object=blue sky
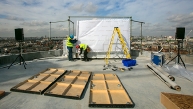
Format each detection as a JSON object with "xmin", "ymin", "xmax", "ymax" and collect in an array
[{"xmin": 0, "ymin": 0, "xmax": 193, "ymax": 37}]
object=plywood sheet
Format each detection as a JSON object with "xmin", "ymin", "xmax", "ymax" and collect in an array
[
  {"xmin": 17, "ymin": 80, "xmax": 38, "ymax": 90},
  {"xmin": 104, "ymin": 74, "xmax": 118, "ymax": 80},
  {"xmin": 29, "ymin": 74, "xmax": 49, "ymax": 81},
  {"xmin": 90, "ymin": 90, "xmax": 110, "ymax": 104},
  {"xmin": 109, "ymin": 90, "xmax": 132, "ymax": 104},
  {"xmin": 73, "ymin": 77, "xmax": 88, "ymax": 85},
  {"xmin": 43, "ymin": 75, "xmax": 60, "ymax": 82},
  {"xmin": 29, "ymin": 81, "xmax": 51, "ymax": 92},
  {"xmin": 65, "ymin": 71, "xmax": 80, "ymax": 76},
  {"xmin": 40, "ymin": 68, "xmax": 57, "ymax": 74},
  {"xmin": 44, "ymin": 83, "xmax": 69, "ymax": 95},
  {"xmin": 52, "ymin": 69, "xmax": 66, "ymax": 75},
  {"xmin": 65, "ymin": 84, "xmax": 84, "ymax": 97},
  {"xmin": 106, "ymin": 80, "xmax": 123, "ymax": 90},
  {"xmin": 57, "ymin": 75, "xmax": 76, "ymax": 84},
  {"xmin": 91, "ymin": 80, "xmax": 107, "ymax": 90},
  {"xmin": 89, "ymin": 73, "xmax": 134, "ymax": 107},
  {"xmin": 92, "ymin": 74, "xmax": 105, "ymax": 80}
]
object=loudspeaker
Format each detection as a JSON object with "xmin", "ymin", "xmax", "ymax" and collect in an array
[
  {"xmin": 176, "ymin": 27, "xmax": 185, "ymax": 39},
  {"xmin": 15, "ymin": 28, "xmax": 24, "ymax": 41}
]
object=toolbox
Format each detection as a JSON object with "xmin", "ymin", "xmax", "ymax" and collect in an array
[{"xmin": 151, "ymin": 52, "xmax": 165, "ymax": 66}]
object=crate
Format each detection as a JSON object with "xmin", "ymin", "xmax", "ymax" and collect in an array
[{"xmin": 122, "ymin": 59, "xmax": 136, "ymax": 67}]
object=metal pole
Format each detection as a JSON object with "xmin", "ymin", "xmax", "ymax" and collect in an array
[
  {"xmin": 141, "ymin": 23, "xmax": 142, "ymax": 54},
  {"xmin": 130, "ymin": 17, "xmax": 132, "ymax": 51},
  {"xmin": 68, "ymin": 16, "xmax": 70, "ymax": 36},
  {"xmin": 49, "ymin": 22, "xmax": 51, "ymax": 40},
  {"xmin": 73, "ymin": 22, "xmax": 74, "ymax": 35}
]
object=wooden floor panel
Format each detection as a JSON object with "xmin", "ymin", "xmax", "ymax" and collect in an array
[{"xmin": 89, "ymin": 73, "xmax": 133, "ymax": 107}]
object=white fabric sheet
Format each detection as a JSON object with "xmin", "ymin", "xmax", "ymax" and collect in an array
[{"xmin": 76, "ymin": 19, "xmax": 130, "ymax": 52}]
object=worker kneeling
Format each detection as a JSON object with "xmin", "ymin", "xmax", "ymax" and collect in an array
[{"xmin": 76, "ymin": 44, "xmax": 90, "ymax": 61}]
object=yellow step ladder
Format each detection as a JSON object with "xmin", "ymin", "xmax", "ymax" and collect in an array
[{"xmin": 104, "ymin": 27, "xmax": 131, "ymax": 71}]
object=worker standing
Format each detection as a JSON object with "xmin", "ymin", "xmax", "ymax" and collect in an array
[
  {"xmin": 66, "ymin": 34, "xmax": 77, "ymax": 61},
  {"xmin": 76, "ymin": 44, "xmax": 90, "ymax": 61}
]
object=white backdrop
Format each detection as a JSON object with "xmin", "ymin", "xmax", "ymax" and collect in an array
[{"xmin": 76, "ymin": 19, "xmax": 130, "ymax": 52}]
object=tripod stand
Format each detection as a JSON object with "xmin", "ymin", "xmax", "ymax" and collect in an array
[
  {"xmin": 166, "ymin": 40, "xmax": 186, "ymax": 68},
  {"xmin": 8, "ymin": 42, "xmax": 27, "ymax": 69}
]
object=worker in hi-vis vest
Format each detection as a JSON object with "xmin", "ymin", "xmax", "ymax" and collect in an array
[
  {"xmin": 76, "ymin": 43, "xmax": 90, "ymax": 61},
  {"xmin": 66, "ymin": 34, "xmax": 77, "ymax": 61}
]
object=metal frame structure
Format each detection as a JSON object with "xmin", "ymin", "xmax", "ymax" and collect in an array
[
  {"xmin": 68, "ymin": 16, "xmax": 134, "ymax": 59},
  {"xmin": 49, "ymin": 19, "xmax": 74, "ymax": 40},
  {"xmin": 68, "ymin": 16, "xmax": 144, "ymax": 50},
  {"xmin": 131, "ymin": 20, "xmax": 145, "ymax": 54}
]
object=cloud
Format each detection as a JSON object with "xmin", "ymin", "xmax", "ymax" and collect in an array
[
  {"xmin": 7, "ymin": 16, "xmax": 25, "ymax": 21},
  {"xmin": 84, "ymin": 2, "xmax": 97, "ymax": 13},
  {"xmin": 167, "ymin": 12, "xmax": 193, "ymax": 26},
  {"xmin": 20, "ymin": 21, "xmax": 48, "ymax": 26}
]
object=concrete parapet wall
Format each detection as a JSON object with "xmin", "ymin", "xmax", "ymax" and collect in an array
[
  {"xmin": 0, "ymin": 49, "xmax": 63, "ymax": 66},
  {"xmin": 0, "ymin": 49, "xmax": 193, "ymax": 66}
]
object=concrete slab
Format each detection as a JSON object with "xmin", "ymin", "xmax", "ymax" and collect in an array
[{"xmin": 0, "ymin": 56, "xmax": 193, "ymax": 109}]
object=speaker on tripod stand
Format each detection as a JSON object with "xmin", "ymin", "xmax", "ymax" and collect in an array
[
  {"xmin": 166, "ymin": 27, "xmax": 186, "ymax": 68},
  {"xmin": 8, "ymin": 28, "xmax": 27, "ymax": 69}
]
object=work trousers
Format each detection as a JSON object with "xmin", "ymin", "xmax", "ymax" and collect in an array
[{"xmin": 67, "ymin": 46, "xmax": 73, "ymax": 61}]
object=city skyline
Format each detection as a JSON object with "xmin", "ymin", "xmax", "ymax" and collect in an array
[{"xmin": 0, "ymin": 0, "xmax": 193, "ymax": 38}]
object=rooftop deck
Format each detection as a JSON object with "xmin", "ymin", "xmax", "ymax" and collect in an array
[{"xmin": 0, "ymin": 56, "xmax": 193, "ymax": 109}]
